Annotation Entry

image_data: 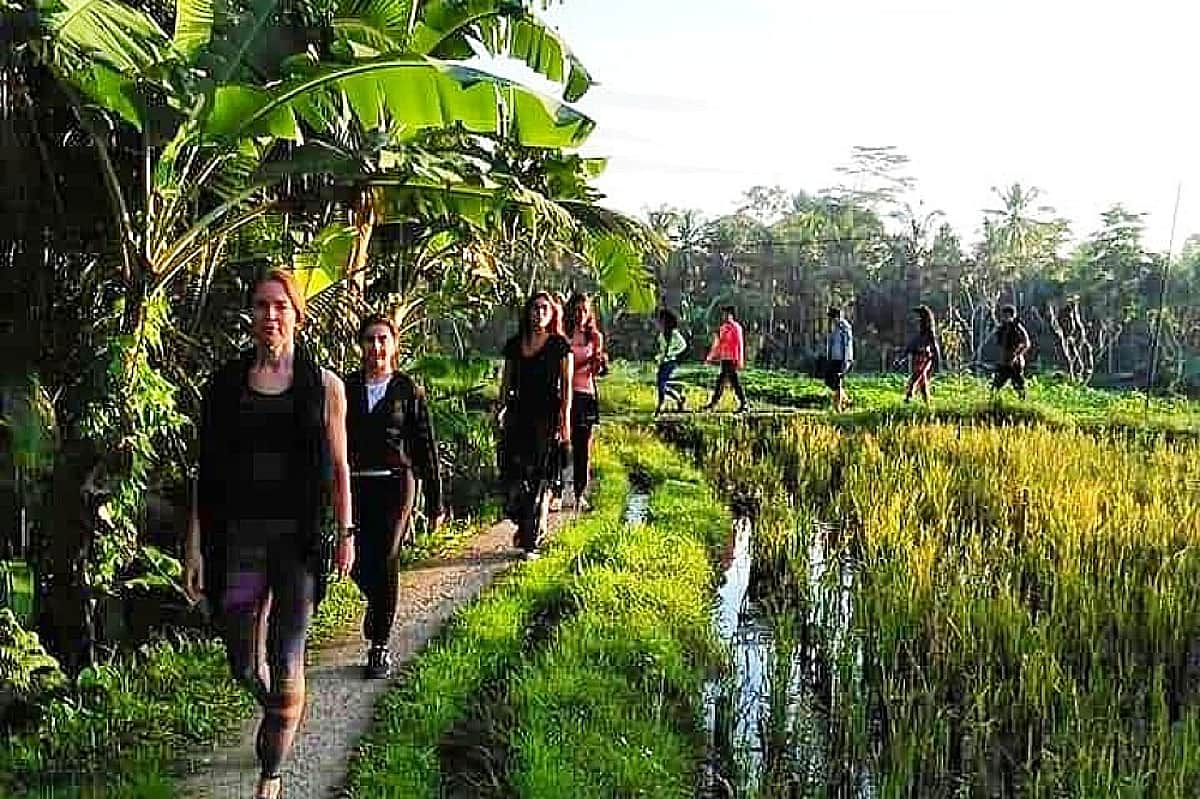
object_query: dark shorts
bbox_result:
[571,391,599,429]
[824,360,847,390]
[993,362,1026,391]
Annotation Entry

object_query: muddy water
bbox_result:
[703,517,874,798]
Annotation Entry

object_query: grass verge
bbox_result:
[341,448,631,797]
[502,428,730,798]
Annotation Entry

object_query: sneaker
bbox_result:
[575,496,590,512]
[365,644,391,679]
[523,549,541,561]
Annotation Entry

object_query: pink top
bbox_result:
[571,334,598,394]
[707,320,745,369]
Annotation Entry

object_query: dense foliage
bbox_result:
[621,150,1199,395]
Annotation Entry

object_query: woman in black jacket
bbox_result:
[345,314,443,679]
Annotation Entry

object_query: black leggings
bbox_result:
[351,472,416,646]
[502,414,557,551]
[221,537,315,779]
[710,360,746,407]
[571,392,598,500]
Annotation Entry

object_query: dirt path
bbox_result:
[179,514,553,799]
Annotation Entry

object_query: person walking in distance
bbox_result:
[344,314,443,679]
[498,291,572,557]
[184,269,353,799]
[992,304,1031,400]
[654,308,688,414]
[825,305,854,412]
[564,293,606,511]
[702,305,747,413]
[898,305,942,405]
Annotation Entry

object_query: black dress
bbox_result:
[500,333,569,547]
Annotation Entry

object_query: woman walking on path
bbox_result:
[499,291,573,557]
[898,305,942,405]
[564,293,606,511]
[344,314,444,679]
[702,305,747,413]
[184,269,353,799]
[654,308,688,414]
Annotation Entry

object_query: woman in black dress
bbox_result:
[498,291,573,557]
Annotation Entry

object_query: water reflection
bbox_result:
[704,516,875,798]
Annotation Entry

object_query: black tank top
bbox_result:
[229,386,302,531]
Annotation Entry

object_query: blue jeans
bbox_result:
[656,360,683,407]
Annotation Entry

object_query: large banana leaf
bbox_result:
[329,0,592,101]
[331,0,414,56]
[37,0,169,74]
[410,0,593,101]
[588,233,657,313]
[202,56,594,149]
[172,0,213,60]
[34,0,171,126]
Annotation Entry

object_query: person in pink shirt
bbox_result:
[702,305,748,412]
[563,293,606,510]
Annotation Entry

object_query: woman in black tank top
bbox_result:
[498,291,572,556]
[185,270,353,799]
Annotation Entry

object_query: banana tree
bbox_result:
[15,0,605,666]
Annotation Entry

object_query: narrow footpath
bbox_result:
[180,513,560,799]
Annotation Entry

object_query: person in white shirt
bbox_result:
[825,305,854,412]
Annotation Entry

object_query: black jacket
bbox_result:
[344,371,442,515]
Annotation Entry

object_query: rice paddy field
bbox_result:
[684,415,1200,797]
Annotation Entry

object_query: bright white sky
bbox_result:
[482,0,1200,252]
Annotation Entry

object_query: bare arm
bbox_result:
[499,356,515,408]
[559,352,573,441]
[1015,324,1031,358]
[184,481,203,601]
[594,331,608,375]
[323,369,352,533]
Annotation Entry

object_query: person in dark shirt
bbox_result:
[992,304,1031,400]
[897,305,943,405]
[185,269,352,799]
[344,314,443,679]
[498,291,572,557]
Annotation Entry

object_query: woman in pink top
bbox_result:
[702,304,748,412]
[564,293,607,509]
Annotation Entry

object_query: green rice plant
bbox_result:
[342,446,632,798]
[696,416,1200,794]
[503,442,730,798]
[597,362,1200,434]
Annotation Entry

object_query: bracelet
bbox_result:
[339,525,356,539]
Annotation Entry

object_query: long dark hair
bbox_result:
[657,307,678,337]
[565,292,600,343]
[519,290,564,342]
[915,305,936,337]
